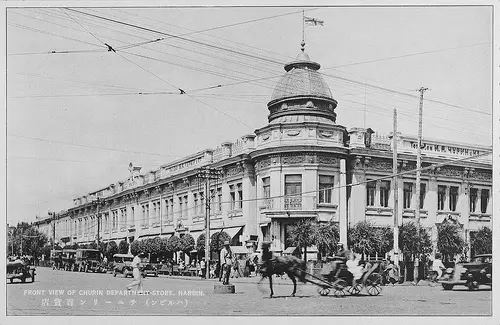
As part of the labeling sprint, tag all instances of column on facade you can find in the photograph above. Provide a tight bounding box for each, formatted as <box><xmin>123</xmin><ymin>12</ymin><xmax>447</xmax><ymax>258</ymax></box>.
<box><xmin>459</xmin><ymin>181</ymin><xmax>469</xmax><ymax>225</ymax></box>
<box><xmin>242</xmin><ymin>164</ymin><xmax>257</xmax><ymax>241</ymax></box>
<box><xmin>427</xmin><ymin>177</ymin><xmax>439</xmax><ymax>252</ymax></box>
<box><xmin>338</xmin><ymin>159</ymin><xmax>347</xmax><ymax>246</ymax></box>
<box><xmin>349</xmin><ymin>168</ymin><xmax>365</xmax><ymax>226</ymax></box>
<box><xmin>302</xmin><ymin>167</ymin><xmax>317</xmax><ymax>209</ymax></box>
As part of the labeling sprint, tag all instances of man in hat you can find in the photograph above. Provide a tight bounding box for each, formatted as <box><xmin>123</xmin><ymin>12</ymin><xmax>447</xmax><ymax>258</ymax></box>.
<box><xmin>126</xmin><ymin>252</ymin><xmax>146</xmax><ymax>292</ymax></box>
<box><xmin>330</xmin><ymin>243</ymin><xmax>351</xmax><ymax>279</ymax></box>
<box><xmin>220</xmin><ymin>241</ymin><xmax>233</xmax><ymax>285</ymax></box>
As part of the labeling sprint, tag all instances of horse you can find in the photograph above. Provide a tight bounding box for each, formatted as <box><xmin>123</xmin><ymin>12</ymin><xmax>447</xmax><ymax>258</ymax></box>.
<box><xmin>258</xmin><ymin>243</ymin><xmax>307</xmax><ymax>298</ymax></box>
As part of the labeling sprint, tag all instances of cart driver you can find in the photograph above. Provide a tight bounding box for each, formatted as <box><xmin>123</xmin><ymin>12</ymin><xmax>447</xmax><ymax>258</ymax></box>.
<box><xmin>330</xmin><ymin>243</ymin><xmax>351</xmax><ymax>278</ymax></box>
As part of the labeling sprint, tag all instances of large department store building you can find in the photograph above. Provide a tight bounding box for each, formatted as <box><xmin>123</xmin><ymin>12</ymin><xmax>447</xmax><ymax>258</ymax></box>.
<box><xmin>34</xmin><ymin>45</ymin><xmax>492</xmax><ymax>258</ymax></box>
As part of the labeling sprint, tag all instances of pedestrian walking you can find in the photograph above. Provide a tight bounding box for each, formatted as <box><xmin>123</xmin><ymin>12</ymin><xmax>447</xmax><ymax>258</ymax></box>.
<box><xmin>200</xmin><ymin>258</ymin><xmax>206</xmax><ymax>278</ymax></box>
<box><xmin>220</xmin><ymin>241</ymin><xmax>233</xmax><ymax>285</ymax></box>
<box><xmin>126</xmin><ymin>252</ymin><xmax>145</xmax><ymax>292</ymax></box>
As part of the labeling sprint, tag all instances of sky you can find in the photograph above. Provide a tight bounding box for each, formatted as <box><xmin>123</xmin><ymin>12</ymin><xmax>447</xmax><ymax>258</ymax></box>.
<box><xmin>5</xmin><ymin>5</ymin><xmax>493</xmax><ymax>226</ymax></box>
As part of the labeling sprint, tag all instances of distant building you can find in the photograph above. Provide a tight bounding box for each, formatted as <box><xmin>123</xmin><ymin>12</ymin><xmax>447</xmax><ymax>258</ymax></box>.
<box><xmin>35</xmin><ymin>44</ymin><xmax>492</xmax><ymax>258</ymax></box>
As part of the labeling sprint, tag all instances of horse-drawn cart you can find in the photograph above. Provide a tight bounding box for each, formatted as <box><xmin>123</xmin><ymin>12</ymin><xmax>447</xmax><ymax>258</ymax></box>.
<box><xmin>308</xmin><ymin>262</ymin><xmax>383</xmax><ymax>297</ymax></box>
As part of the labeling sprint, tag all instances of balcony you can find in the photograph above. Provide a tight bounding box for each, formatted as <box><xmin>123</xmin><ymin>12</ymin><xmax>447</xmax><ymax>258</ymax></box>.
<box><xmin>469</xmin><ymin>213</ymin><xmax>491</xmax><ymax>222</ymax></box>
<box><xmin>260</xmin><ymin>196</ymin><xmax>317</xmax><ymax>218</ymax></box>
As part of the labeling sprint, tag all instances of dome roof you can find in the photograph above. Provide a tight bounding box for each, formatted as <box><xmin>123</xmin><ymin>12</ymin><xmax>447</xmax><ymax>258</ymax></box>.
<box><xmin>266</xmin><ymin>45</ymin><xmax>337</xmax><ymax>124</ymax></box>
<box><xmin>269</xmin><ymin>50</ymin><xmax>332</xmax><ymax>104</ymax></box>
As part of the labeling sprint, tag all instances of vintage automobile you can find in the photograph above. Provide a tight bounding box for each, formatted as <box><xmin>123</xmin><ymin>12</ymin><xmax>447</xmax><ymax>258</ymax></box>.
<box><xmin>62</xmin><ymin>249</ymin><xmax>77</xmax><ymax>271</ymax></box>
<box><xmin>7</xmin><ymin>259</ymin><xmax>36</xmax><ymax>283</ymax></box>
<box><xmin>75</xmin><ymin>249</ymin><xmax>105</xmax><ymax>273</ymax></box>
<box><xmin>142</xmin><ymin>260</ymin><xmax>159</xmax><ymax>277</ymax></box>
<box><xmin>50</xmin><ymin>249</ymin><xmax>63</xmax><ymax>270</ymax></box>
<box><xmin>440</xmin><ymin>254</ymin><xmax>492</xmax><ymax>291</ymax></box>
<box><xmin>112</xmin><ymin>253</ymin><xmax>135</xmax><ymax>278</ymax></box>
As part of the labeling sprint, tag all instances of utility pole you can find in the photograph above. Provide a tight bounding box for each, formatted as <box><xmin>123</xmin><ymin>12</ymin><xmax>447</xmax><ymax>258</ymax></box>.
<box><xmin>392</xmin><ymin>109</ymin><xmax>399</xmax><ymax>264</ymax></box>
<box><xmin>415</xmin><ymin>87</ymin><xmax>428</xmax><ymax>226</ymax></box>
<box><xmin>96</xmin><ymin>198</ymin><xmax>102</xmax><ymax>247</ymax></box>
<box><xmin>52</xmin><ymin>212</ymin><xmax>56</xmax><ymax>250</ymax></box>
<box><xmin>196</xmin><ymin>167</ymin><xmax>223</xmax><ymax>280</ymax></box>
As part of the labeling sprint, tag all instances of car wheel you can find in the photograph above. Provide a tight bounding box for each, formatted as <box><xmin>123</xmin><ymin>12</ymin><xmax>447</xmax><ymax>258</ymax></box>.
<box><xmin>467</xmin><ymin>281</ymin><xmax>479</xmax><ymax>291</ymax></box>
<box><xmin>442</xmin><ymin>283</ymin><xmax>454</xmax><ymax>290</ymax></box>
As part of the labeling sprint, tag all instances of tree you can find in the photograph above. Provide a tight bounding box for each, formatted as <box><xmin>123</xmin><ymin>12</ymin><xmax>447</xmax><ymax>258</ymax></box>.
<box><xmin>210</xmin><ymin>231</ymin><xmax>231</xmax><ymax>252</ymax></box>
<box><xmin>375</xmin><ymin>226</ymin><xmax>394</xmax><ymax>256</ymax></box>
<box><xmin>470</xmin><ymin>227</ymin><xmax>492</xmax><ymax>256</ymax></box>
<box><xmin>437</xmin><ymin>221</ymin><xmax>465</xmax><ymax>262</ymax></box>
<box><xmin>118</xmin><ymin>239</ymin><xmax>129</xmax><ymax>254</ymax></box>
<box><xmin>348</xmin><ymin>221</ymin><xmax>380</xmax><ymax>258</ymax></box>
<box><xmin>313</xmin><ymin>221</ymin><xmax>339</xmax><ymax>259</ymax></box>
<box><xmin>399</xmin><ymin>222</ymin><xmax>432</xmax><ymax>282</ymax></box>
<box><xmin>287</xmin><ymin>219</ymin><xmax>316</xmax><ymax>261</ymax></box>
<box><xmin>196</xmin><ymin>233</ymin><xmax>206</xmax><ymax>253</ymax></box>
<box><xmin>130</xmin><ymin>239</ymin><xmax>142</xmax><ymax>256</ymax></box>
<box><xmin>167</xmin><ymin>235</ymin><xmax>182</xmax><ymax>260</ymax></box>
<box><xmin>107</xmin><ymin>241</ymin><xmax>119</xmax><ymax>258</ymax></box>
<box><xmin>180</xmin><ymin>234</ymin><xmax>195</xmax><ymax>253</ymax></box>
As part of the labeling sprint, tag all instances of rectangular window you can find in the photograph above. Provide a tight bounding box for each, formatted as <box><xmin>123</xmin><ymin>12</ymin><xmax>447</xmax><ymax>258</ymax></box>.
<box><xmin>121</xmin><ymin>208</ymin><xmax>127</xmax><ymax>227</ymax></box>
<box><xmin>403</xmin><ymin>182</ymin><xmax>413</xmax><ymax>209</ymax></box>
<box><xmin>230</xmin><ymin>185</ymin><xmax>236</xmax><ymax>210</ymax></box>
<box><xmin>142</xmin><ymin>204</ymin><xmax>149</xmax><ymax>225</ymax></box>
<box><xmin>366</xmin><ymin>181</ymin><xmax>376</xmax><ymax>207</ymax></box>
<box><xmin>285</xmin><ymin>175</ymin><xmax>302</xmax><ymax>209</ymax></box>
<box><xmin>419</xmin><ymin>183</ymin><xmax>426</xmax><ymax>210</ymax></box>
<box><xmin>217</xmin><ymin>188</ymin><xmax>222</xmax><ymax>212</ymax></box>
<box><xmin>178</xmin><ymin>197</ymin><xmax>183</xmax><ymax>218</ymax></box>
<box><xmin>263</xmin><ymin>177</ymin><xmax>271</xmax><ymax>198</ymax></box>
<box><xmin>380</xmin><ymin>181</ymin><xmax>391</xmax><ymax>207</ymax></box>
<box><xmin>183</xmin><ymin>195</ymin><xmax>188</xmax><ymax>219</ymax></box>
<box><xmin>193</xmin><ymin>194</ymin><xmax>199</xmax><ymax>215</ymax></box>
<box><xmin>166</xmin><ymin>198</ymin><xmax>174</xmax><ymax>221</ymax></box>
<box><xmin>130</xmin><ymin>207</ymin><xmax>135</xmax><ymax>225</ymax></box>
<box><xmin>319</xmin><ymin>175</ymin><xmax>334</xmax><ymax>204</ymax></box>
<box><xmin>438</xmin><ymin>185</ymin><xmax>446</xmax><ymax>211</ymax></box>
<box><xmin>449</xmin><ymin>186</ymin><xmax>459</xmax><ymax>212</ymax></box>
<box><xmin>469</xmin><ymin>188</ymin><xmax>478</xmax><ymax>213</ymax></box>
<box><xmin>480</xmin><ymin>189</ymin><xmax>489</xmax><ymax>214</ymax></box>
<box><xmin>237</xmin><ymin>183</ymin><xmax>243</xmax><ymax>209</ymax></box>
<box><xmin>210</xmin><ymin>189</ymin><xmax>216</xmax><ymax>212</ymax></box>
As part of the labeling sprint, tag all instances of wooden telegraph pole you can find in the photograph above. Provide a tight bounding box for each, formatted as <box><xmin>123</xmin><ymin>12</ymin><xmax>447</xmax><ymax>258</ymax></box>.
<box><xmin>415</xmin><ymin>87</ymin><xmax>428</xmax><ymax>226</ymax></box>
<box><xmin>392</xmin><ymin>109</ymin><xmax>399</xmax><ymax>264</ymax></box>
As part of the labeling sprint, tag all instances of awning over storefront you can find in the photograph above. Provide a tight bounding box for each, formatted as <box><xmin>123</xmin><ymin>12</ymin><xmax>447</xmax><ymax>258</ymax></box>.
<box><xmin>230</xmin><ymin>246</ymin><xmax>249</xmax><ymax>254</ymax></box>
<box><xmin>283</xmin><ymin>247</ymin><xmax>297</xmax><ymax>254</ymax></box>
<box><xmin>221</xmin><ymin>226</ymin><xmax>243</xmax><ymax>239</ymax></box>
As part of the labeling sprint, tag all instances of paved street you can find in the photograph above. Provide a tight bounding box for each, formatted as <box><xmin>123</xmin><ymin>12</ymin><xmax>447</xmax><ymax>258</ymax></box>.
<box><xmin>7</xmin><ymin>267</ymin><xmax>492</xmax><ymax>316</ymax></box>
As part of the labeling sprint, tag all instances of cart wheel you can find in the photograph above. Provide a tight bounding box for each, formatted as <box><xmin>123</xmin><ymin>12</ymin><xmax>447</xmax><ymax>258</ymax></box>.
<box><xmin>317</xmin><ymin>287</ymin><xmax>330</xmax><ymax>296</ymax></box>
<box><xmin>347</xmin><ymin>284</ymin><xmax>363</xmax><ymax>295</ymax></box>
<box><xmin>332</xmin><ymin>278</ymin><xmax>347</xmax><ymax>291</ymax></box>
<box><xmin>333</xmin><ymin>289</ymin><xmax>346</xmax><ymax>298</ymax></box>
<box><xmin>366</xmin><ymin>284</ymin><xmax>382</xmax><ymax>296</ymax></box>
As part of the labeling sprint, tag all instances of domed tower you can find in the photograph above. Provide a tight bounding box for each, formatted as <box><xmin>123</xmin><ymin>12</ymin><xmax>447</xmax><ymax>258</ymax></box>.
<box><xmin>254</xmin><ymin>42</ymin><xmax>346</xmax><ymax>149</ymax></box>
<box><xmin>267</xmin><ymin>41</ymin><xmax>338</xmax><ymax>125</ymax></box>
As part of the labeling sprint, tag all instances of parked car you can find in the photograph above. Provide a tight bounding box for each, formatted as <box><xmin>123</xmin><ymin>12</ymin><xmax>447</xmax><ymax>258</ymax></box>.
<box><xmin>142</xmin><ymin>260</ymin><xmax>159</xmax><ymax>277</ymax></box>
<box><xmin>50</xmin><ymin>249</ymin><xmax>63</xmax><ymax>270</ymax></box>
<box><xmin>112</xmin><ymin>254</ymin><xmax>134</xmax><ymax>278</ymax></box>
<box><xmin>75</xmin><ymin>249</ymin><xmax>105</xmax><ymax>273</ymax></box>
<box><xmin>7</xmin><ymin>259</ymin><xmax>36</xmax><ymax>283</ymax></box>
<box><xmin>62</xmin><ymin>249</ymin><xmax>77</xmax><ymax>271</ymax></box>
<box><xmin>440</xmin><ymin>254</ymin><xmax>492</xmax><ymax>291</ymax></box>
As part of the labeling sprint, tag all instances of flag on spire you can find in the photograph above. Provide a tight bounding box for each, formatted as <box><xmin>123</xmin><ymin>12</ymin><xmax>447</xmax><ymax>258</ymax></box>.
<box><xmin>304</xmin><ymin>16</ymin><xmax>324</xmax><ymax>26</ymax></box>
